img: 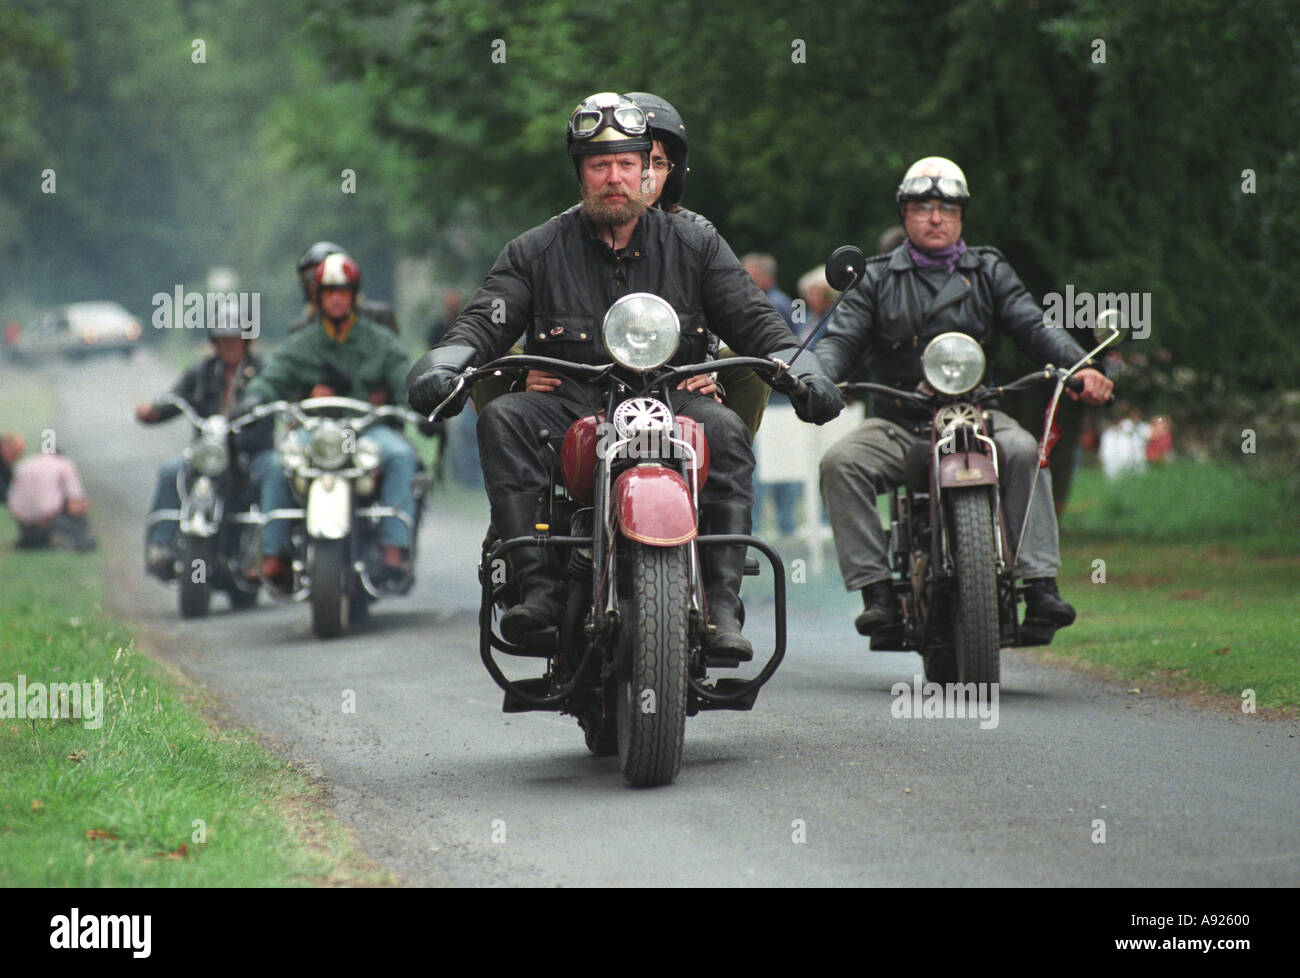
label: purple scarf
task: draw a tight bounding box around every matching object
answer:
[906,238,967,275]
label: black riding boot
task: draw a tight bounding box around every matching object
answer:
[491,492,566,644]
[700,501,754,662]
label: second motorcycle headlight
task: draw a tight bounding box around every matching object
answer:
[308,423,348,469]
[922,332,986,395]
[602,293,680,372]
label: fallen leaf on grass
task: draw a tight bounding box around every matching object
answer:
[68,750,86,762]
[1208,647,1231,655]
[30,799,44,812]
[85,828,117,841]
[156,843,188,860]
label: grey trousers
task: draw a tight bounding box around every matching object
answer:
[818,409,1059,591]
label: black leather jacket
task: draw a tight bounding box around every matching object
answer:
[437,206,797,370]
[816,243,1089,426]
[148,353,273,453]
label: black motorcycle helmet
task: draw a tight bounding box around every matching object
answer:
[296,240,347,300]
[566,92,652,182]
[623,91,688,207]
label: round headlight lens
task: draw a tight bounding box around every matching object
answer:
[308,423,348,469]
[189,437,228,476]
[922,332,985,395]
[602,293,680,372]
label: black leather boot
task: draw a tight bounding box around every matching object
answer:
[700,501,754,662]
[1023,577,1076,627]
[491,493,566,643]
[854,580,900,636]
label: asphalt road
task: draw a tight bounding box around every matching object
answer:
[15,350,1298,886]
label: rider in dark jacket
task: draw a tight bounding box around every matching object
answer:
[136,314,270,578]
[816,156,1114,635]
[409,92,843,660]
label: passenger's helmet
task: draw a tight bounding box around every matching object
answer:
[896,157,970,207]
[623,91,688,206]
[566,92,651,179]
[297,241,347,298]
[314,253,362,292]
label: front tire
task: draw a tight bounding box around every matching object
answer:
[309,538,350,638]
[178,535,213,618]
[949,488,1000,685]
[616,543,689,787]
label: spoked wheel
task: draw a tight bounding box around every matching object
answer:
[178,535,213,619]
[616,543,689,787]
[949,487,1000,685]
[309,538,350,638]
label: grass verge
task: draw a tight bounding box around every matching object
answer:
[0,509,388,885]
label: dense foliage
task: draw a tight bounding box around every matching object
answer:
[3,0,1297,390]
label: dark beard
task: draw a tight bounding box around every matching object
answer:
[580,186,647,226]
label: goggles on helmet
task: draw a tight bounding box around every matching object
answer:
[898,174,969,200]
[569,94,648,140]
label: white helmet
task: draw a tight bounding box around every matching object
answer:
[897,156,970,205]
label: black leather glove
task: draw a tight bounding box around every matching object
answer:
[768,346,844,425]
[407,345,476,419]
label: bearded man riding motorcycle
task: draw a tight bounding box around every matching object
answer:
[513,92,770,441]
[816,156,1114,636]
[408,92,843,660]
[239,253,419,587]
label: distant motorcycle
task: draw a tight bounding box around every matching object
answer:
[245,397,429,638]
[836,309,1127,684]
[143,393,262,617]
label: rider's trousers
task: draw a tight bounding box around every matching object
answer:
[818,409,1060,591]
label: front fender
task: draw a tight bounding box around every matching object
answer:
[938,451,998,489]
[614,468,697,547]
[306,476,352,540]
[179,475,221,536]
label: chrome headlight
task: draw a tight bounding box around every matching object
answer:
[354,436,381,472]
[189,436,228,476]
[922,332,985,395]
[602,293,680,372]
[308,423,348,469]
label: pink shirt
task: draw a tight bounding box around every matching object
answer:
[7,454,87,525]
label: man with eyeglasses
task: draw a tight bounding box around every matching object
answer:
[815,156,1114,637]
[408,92,843,659]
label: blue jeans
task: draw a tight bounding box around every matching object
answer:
[260,425,416,555]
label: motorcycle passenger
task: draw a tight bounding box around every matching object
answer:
[409,92,844,661]
[289,241,400,335]
[815,156,1115,635]
[241,253,418,588]
[136,308,271,579]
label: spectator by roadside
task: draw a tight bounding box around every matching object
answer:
[0,432,97,551]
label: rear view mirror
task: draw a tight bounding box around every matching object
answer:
[1094,308,1129,348]
[825,246,866,293]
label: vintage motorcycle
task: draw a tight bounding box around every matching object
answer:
[243,396,430,638]
[837,310,1126,684]
[427,293,843,787]
[143,393,263,617]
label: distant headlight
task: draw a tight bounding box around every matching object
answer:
[355,437,381,472]
[308,423,348,469]
[189,437,228,476]
[922,332,985,395]
[602,293,680,372]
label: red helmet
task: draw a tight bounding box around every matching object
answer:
[314,253,361,291]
